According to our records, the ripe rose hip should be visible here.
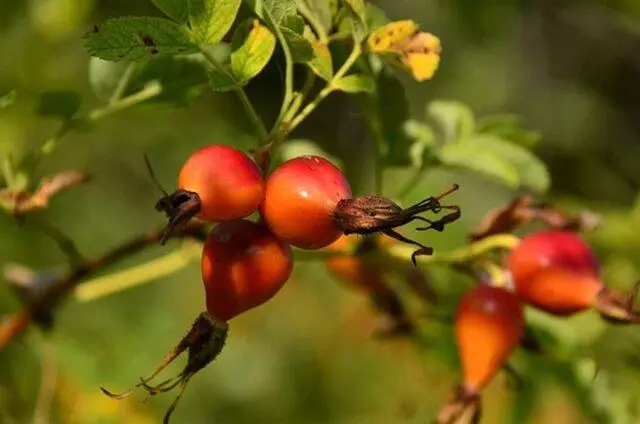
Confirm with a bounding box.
[155,145,264,242]
[456,284,524,392]
[508,231,603,315]
[260,155,351,250]
[202,219,294,321]
[437,284,524,424]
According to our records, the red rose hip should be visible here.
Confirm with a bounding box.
[155,144,264,242]
[201,219,293,321]
[260,155,351,249]
[508,231,603,315]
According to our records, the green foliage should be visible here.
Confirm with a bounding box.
[307,41,333,80]
[36,90,81,121]
[332,74,374,93]
[280,16,314,62]
[189,0,241,45]
[246,0,297,24]
[88,58,132,102]
[0,90,16,109]
[427,99,475,143]
[84,17,199,61]
[230,20,277,86]
[152,0,190,23]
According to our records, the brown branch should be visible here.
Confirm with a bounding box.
[0,221,208,351]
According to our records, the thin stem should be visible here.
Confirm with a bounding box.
[199,46,269,143]
[74,245,200,303]
[268,12,295,138]
[109,62,137,104]
[385,233,521,266]
[283,69,316,124]
[40,80,163,156]
[286,42,362,135]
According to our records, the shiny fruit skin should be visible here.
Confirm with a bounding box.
[178,145,264,222]
[201,219,293,321]
[508,231,603,315]
[324,235,386,293]
[456,285,524,392]
[260,155,351,250]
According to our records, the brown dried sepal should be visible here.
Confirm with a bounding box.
[101,312,228,424]
[436,385,481,424]
[469,194,602,241]
[594,282,640,324]
[332,184,460,265]
[0,170,89,215]
[155,189,202,244]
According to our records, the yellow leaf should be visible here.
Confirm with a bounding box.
[367,20,442,82]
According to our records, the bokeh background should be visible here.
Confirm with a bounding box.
[2,0,640,423]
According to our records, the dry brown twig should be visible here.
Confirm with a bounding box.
[0,221,208,351]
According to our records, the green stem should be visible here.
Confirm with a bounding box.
[74,244,200,303]
[109,62,137,105]
[286,42,362,135]
[199,46,269,143]
[283,69,316,124]
[268,13,295,139]
[386,233,521,266]
[40,81,163,155]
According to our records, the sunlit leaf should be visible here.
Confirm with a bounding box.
[208,67,238,91]
[460,134,550,193]
[436,142,520,188]
[84,17,198,61]
[281,16,314,63]
[189,0,241,45]
[476,113,542,148]
[427,99,475,143]
[308,40,333,81]
[0,90,16,109]
[333,74,374,93]
[246,0,297,24]
[231,19,276,85]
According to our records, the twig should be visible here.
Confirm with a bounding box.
[0,222,207,351]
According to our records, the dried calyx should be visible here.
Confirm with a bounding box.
[436,385,481,424]
[595,282,640,324]
[144,155,201,245]
[101,312,228,424]
[332,184,461,265]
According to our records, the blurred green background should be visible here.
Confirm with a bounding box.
[2,0,640,423]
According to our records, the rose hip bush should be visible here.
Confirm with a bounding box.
[1,0,640,423]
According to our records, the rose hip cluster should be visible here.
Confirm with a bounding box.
[106,144,459,422]
[438,230,640,424]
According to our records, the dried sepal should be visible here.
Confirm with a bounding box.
[332,184,460,265]
[470,194,602,241]
[594,282,640,324]
[101,312,228,423]
[436,385,481,424]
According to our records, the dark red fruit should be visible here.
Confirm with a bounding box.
[260,155,351,250]
[201,219,294,321]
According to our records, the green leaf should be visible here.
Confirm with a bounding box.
[280,17,314,63]
[88,57,132,102]
[208,67,238,91]
[36,90,81,121]
[307,40,333,81]
[230,19,276,85]
[436,142,520,188]
[128,54,209,105]
[403,119,435,167]
[364,3,389,32]
[294,0,334,34]
[459,134,550,193]
[427,99,475,143]
[333,74,374,93]
[151,0,189,23]
[476,113,542,148]
[84,17,198,61]
[188,0,241,45]
[0,90,16,109]
[246,0,297,24]
[343,0,365,23]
